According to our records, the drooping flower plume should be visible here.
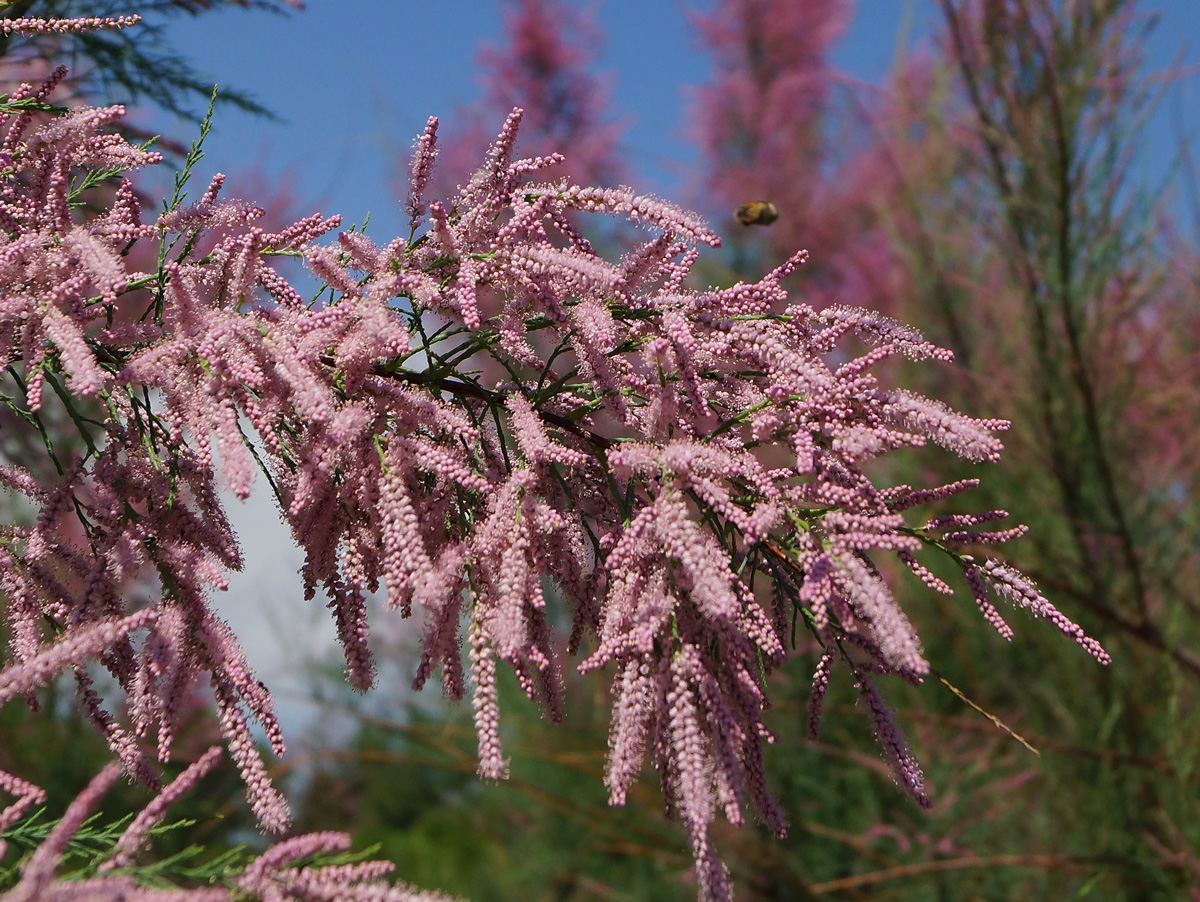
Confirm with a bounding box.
[0,54,1108,901]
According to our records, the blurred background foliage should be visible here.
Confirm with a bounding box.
[3,0,1199,899]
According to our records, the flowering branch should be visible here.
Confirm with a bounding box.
[0,55,1109,902]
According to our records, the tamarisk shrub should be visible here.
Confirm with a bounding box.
[421,0,626,200]
[0,61,1108,902]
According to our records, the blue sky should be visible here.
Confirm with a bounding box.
[139,2,1199,243]
[129,0,1199,732]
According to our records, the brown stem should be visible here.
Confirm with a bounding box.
[809,853,1107,894]
[369,363,614,452]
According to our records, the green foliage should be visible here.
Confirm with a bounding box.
[0,683,264,887]
[0,808,252,892]
[0,0,298,121]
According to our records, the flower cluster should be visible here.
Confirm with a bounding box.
[0,16,141,36]
[0,65,1107,902]
[3,751,459,901]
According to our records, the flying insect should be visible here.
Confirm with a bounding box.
[735,202,779,226]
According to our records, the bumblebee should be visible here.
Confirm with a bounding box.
[735,201,779,227]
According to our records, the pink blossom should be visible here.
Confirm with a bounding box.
[857,674,931,808]
[978,559,1112,664]
[0,769,47,857]
[0,61,1111,902]
[7,763,124,902]
[0,609,157,705]
[424,0,625,201]
[0,16,140,35]
[102,746,225,871]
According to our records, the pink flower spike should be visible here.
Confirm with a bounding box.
[857,675,930,808]
[0,770,47,840]
[0,610,158,706]
[102,746,225,871]
[9,763,123,902]
[469,619,509,780]
[808,652,834,740]
[0,15,141,35]
[980,560,1111,664]
[406,116,439,228]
